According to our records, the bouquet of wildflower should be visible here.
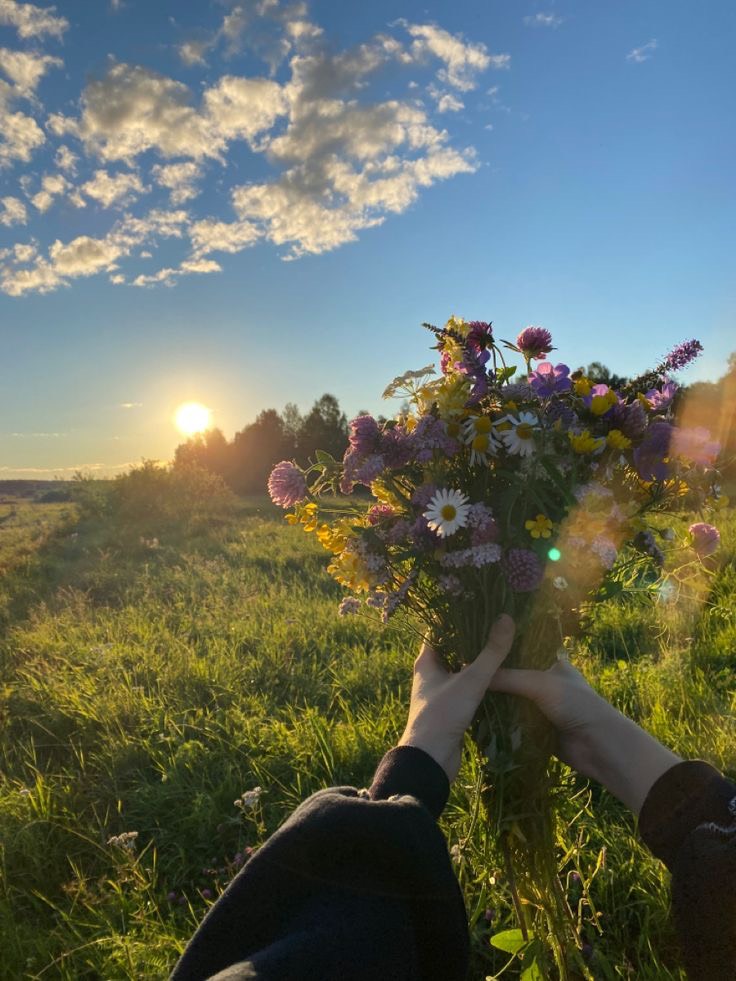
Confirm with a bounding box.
[268,319,723,974]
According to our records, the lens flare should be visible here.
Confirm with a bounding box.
[174,402,211,436]
[547,547,562,562]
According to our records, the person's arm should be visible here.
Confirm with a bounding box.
[490,659,736,980]
[170,617,515,981]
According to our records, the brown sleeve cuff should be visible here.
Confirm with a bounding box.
[638,760,736,868]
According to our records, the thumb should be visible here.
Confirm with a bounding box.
[464,614,515,687]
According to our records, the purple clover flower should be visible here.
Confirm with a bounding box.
[689,522,720,557]
[517,326,553,360]
[529,362,572,397]
[409,415,460,463]
[503,548,544,592]
[663,339,703,372]
[348,414,380,455]
[466,321,493,351]
[267,461,307,508]
[366,503,394,525]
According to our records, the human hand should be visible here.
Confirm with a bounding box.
[398,615,515,783]
[489,658,681,814]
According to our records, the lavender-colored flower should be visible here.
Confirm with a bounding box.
[349,414,380,455]
[671,426,720,466]
[663,339,703,373]
[365,591,387,609]
[441,543,502,568]
[609,398,647,439]
[411,483,438,509]
[466,321,493,351]
[382,426,412,468]
[201,889,213,900]
[267,461,308,508]
[409,415,460,462]
[503,548,543,592]
[338,597,361,616]
[467,503,500,545]
[529,362,572,397]
[689,522,720,557]
[645,380,677,412]
[591,536,618,570]
[438,573,463,595]
[517,326,553,360]
[544,400,577,429]
[633,421,673,481]
[384,518,412,545]
[382,572,416,622]
[410,515,439,549]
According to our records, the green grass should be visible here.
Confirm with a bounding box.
[1,485,734,979]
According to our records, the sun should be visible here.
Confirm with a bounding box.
[174,401,212,436]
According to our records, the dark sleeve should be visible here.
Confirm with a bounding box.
[169,745,468,981]
[638,760,736,981]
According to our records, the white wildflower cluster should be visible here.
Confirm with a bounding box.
[234,787,263,811]
[338,597,361,617]
[107,831,139,852]
[591,537,618,569]
[441,543,501,569]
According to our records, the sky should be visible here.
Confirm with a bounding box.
[1,0,735,478]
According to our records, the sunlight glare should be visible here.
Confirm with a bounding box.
[174,401,212,436]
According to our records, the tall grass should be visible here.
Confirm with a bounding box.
[1,470,734,978]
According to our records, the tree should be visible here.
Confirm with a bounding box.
[576,362,629,389]
[229,409,296,494]
[296,393,348,464]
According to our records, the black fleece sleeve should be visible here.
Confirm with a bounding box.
[639,760,736,981]
[169,746,468,981]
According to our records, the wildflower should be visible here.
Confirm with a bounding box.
[467,503,499,544]
[234,787,263,811]
[366,504,394,525]
[365,591,387,609]
[569,430,606,454]
[634,530,665,566]
[424,489,471,538]
[525,514,554,539]
[438,574,463,595]
[382,572,416,622]
[167,891,178,902]
[517,326,553,360]
[591,537,618,569]
[338,597,361,616]
[574,376,592,397]
[201,888,213,900]
[553,576,568,590]
[348,414,380,455]
[645,381,677,412]
[500,412,539,458]
[609,398,647,438]
[483,908,495,923]
[503,549,544,592]
[633,421,673,481]
[689,522,720,557]
[268,461,308,508]
[606,429,631,450]
[587,385,618,416]
[440,544,502,568]
[662,339,703,372]
[107,831,139,852]
[412,483,438,509]
[529,362,572,397]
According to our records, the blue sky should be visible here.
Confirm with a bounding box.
[1,0,734,478]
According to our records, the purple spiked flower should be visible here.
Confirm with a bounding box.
[503,548,544,592]
[663,339,703,373]
[268,461,307,507]
[517,326,553,361]
[348,415,380,455]
[689,522,720,557]
[645,380,678,412]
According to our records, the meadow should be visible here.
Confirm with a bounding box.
[1,468,734,979]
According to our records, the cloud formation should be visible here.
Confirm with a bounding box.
[523,13,563,29]
[627,39,658,63]
[0,3,498,294]
[0,0,68,40]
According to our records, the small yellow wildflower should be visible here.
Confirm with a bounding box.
[607,429,632,450]
[503,400,518,412]
[569,430,606,454]
[525,514,554,539]
[574,377,592,397]
[327,549,373,592]
[590,390,618,416]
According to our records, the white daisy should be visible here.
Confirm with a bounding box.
[423,488,471,538]
[462,414,500,465]
[499,411,539,458]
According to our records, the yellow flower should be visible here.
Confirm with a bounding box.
[445,314,469,338]
[327,549,374,592]
[525,514,554,539]
[569,430,606,454]
[607,428,632,450]
[432,376,471,419]
[590,390,618,416]
[503,400,518,412]
[301,503,319,532]
[574,377,592,397]
[317,521,354,554]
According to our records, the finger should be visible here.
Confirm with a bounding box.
[487,666,544,698]
[414,640,448,682]
[463,614,515,686]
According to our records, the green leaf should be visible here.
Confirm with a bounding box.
[521,959,545,981]
[496,365,517,382]
[490,929,529,954]
[315,450,337,465]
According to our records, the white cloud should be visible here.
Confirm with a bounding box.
[13,241,35,260]
[189,217,260,256]
[110,273,125,284]
[30,171,69,211]
[81,168,147,208]
[152,161,202,204]
[203,75,287,142]
[0,194,26,225]
[132,255,221,287]
[404,22,491,91]
[627,39,658,63]
[178,40,210,67]
[487,54,511,71]
[180,257,222,274]
[523,13,563,29]
[54,144,77,173]
[0,47,62,94]
[0,0,68,40]
[0,109,45,164]
[120,401,142,408]
[428,85,464,113]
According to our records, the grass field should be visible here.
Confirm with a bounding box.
[1,475,734,979]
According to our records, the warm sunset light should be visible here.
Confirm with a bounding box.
[174,402,211,436]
